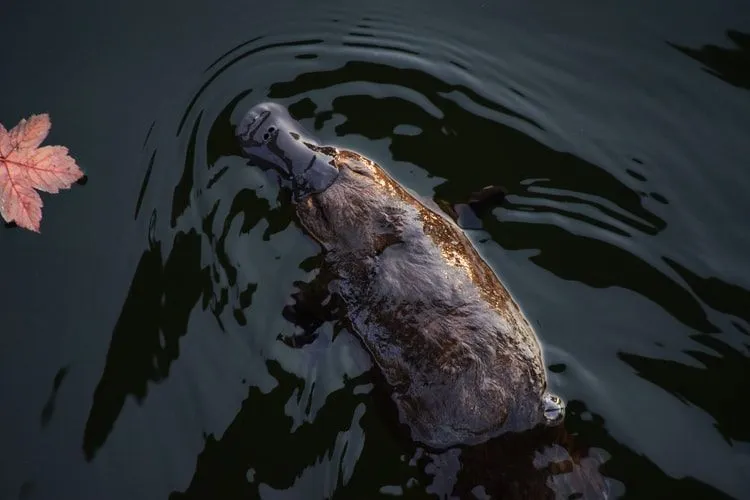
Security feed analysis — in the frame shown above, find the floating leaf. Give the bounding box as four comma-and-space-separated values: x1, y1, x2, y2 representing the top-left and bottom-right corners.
0, 114, 83, 232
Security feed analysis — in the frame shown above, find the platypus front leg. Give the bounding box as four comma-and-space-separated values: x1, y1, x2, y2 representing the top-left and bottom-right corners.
436, 184, 508, 230
277, 263, 342, 348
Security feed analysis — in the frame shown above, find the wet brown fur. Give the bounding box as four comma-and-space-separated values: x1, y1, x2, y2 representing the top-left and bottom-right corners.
296, 149, 549, 448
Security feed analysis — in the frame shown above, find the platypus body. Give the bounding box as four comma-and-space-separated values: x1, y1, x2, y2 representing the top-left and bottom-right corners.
236, 102, 564, 449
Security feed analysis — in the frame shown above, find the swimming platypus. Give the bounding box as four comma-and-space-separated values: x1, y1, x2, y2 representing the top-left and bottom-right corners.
236, 102, 565, 449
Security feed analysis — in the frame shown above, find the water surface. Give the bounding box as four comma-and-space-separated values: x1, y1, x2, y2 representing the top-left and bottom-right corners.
1, 0, 749, 498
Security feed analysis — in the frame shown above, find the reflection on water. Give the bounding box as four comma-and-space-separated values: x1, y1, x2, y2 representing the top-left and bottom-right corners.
620, 332, 749, 443
80, 10, 750, 500
669, 30, 750, 90
83, 217, 208, 460
169, 362, 374, 500
40, 366, 70, 428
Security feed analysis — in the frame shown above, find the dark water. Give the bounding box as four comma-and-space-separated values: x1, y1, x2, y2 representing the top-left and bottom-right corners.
2, 0, 750, 498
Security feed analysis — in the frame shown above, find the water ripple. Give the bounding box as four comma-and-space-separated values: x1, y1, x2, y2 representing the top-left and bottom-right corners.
95, 8, 750, 499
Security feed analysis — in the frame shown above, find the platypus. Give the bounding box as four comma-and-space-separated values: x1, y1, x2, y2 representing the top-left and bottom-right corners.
236, 102, 565, 449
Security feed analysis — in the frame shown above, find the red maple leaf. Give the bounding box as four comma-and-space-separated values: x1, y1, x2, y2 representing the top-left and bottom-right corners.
0, 114, 84, 232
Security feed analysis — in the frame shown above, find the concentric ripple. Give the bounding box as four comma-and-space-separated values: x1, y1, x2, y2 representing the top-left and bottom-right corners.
85, 7, 750, 500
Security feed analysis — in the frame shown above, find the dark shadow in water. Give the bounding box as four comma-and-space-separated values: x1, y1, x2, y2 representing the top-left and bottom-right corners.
206, 91, 248, 167
169, 253, 437, 498
267, 62, 716, 333
169, 359, 385, 499
160, 201, 723, 498
84, 92, 280, 461
171, 113, 202, 227
669, 30, 750, 90
134, 122, 157, 219
561, 401, 732, 500
82, 216, 211, 461
85, 86, 285, 460
603, 258, 750, 443
18, 480, 35, 500
619, 332, 750, 444
134, 150, 157, 220
40, 365, 70, 428
116, 50, 736, 496
665, 257, 750, 326
171, 351, 730, 499
270, 63, 655, 232
489, 221, 716, 333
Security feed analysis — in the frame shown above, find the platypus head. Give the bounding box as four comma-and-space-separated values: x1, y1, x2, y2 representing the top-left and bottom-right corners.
236, 101, 340, 200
